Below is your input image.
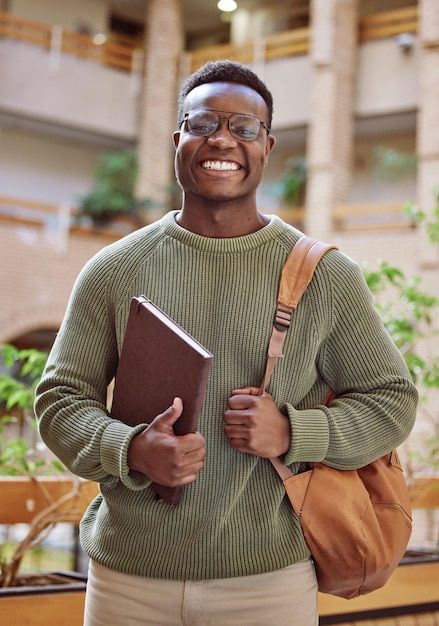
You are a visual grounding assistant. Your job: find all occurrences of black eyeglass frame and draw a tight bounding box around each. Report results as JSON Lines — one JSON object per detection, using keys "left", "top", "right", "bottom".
{"left": 181, "top": 109, "right": 271, "bottom": 142}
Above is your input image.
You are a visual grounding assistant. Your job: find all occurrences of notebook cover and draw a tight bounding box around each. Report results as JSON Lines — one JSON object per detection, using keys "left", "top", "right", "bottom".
{"left": 111, "top": 296, "right": 213, "bottom": 505}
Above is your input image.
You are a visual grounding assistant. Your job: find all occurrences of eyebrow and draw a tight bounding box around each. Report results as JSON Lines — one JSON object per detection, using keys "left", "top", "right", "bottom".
{"left": 188, "top": 108, "right": 262, "bottom": 118}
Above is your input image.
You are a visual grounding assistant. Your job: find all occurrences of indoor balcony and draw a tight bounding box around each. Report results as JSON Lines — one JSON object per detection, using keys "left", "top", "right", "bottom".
{"left": 0, "top": 11, "right": 141, "bottom": 144}
{"left": 0, "top": 7, "right": 421, "bottom": 141}
{"left": 183, "top": 5, "right": 420, "bottom": 130}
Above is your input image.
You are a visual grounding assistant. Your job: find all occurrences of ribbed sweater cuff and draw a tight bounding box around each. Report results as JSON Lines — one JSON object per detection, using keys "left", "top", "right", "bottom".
{"left": 100, "top": 421, "right": 152, "bottom": 491}
{"left": 283, "top": 406, "right": 329, "bottom": 465}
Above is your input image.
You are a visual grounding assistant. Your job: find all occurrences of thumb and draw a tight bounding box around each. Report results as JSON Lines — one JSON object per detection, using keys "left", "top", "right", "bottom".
{"left": 153, "top": 397, "right": 183, "bottom": 430}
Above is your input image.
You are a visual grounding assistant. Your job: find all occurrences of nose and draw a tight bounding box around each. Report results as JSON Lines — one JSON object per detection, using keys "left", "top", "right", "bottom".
{"left": 206, "top": 120, "right": 237, "bottom": 148}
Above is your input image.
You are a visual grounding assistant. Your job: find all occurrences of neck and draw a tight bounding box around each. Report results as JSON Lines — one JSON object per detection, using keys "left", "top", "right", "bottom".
{"left": 176, "top": 199, "right": 269, "bottom": 238}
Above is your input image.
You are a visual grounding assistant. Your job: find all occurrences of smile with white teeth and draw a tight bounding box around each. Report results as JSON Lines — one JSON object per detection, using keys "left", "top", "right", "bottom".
{"left": 200, "top": 160, "right": 240, "bottom": 171}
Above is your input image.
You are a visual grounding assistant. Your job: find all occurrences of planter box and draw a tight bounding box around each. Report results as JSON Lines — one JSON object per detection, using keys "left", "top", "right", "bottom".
{"left": 0, "top": 571, "right": 87, "bottom": 626}
{"left": 0, "top": 476, "right": 98, "bottom": 624}
{"left": 0, "top": 476, "right": 99, "bottom": 524}
{"left": 319, "top": 555, "right": 439, "bottom": 624}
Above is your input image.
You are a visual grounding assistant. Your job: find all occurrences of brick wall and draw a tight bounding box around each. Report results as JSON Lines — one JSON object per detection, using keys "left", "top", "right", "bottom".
{"left": 305, "top": 0, "right": 358, "bottom": 239}
{"left": 417, "top": 0, "right": 439, "bottom": 265}
{"left": 0, "top": 223, "right": 107, "bottom": 344}
{"left": 136, "top": 0, "right": 184, "bottom": 210}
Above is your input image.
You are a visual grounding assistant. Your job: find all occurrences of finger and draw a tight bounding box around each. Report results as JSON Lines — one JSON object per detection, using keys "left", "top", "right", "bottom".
{"left": 224, "top": 425, "right": 249, "bottom": 439}
{"left": 224, "top": 409, "right": 251, "bottom": 424}
{"left": 231, "top": 386, "right": 261, "bottom": 396}
{"left": 153, "top": 397, "right": 183, "bottom": 427}
{"left": 183, "top": 446, "right": 206, "bottom": 463}
{"left": 178, "top": 432, "right": 206, "bottom": 453}
{"left": 228, "top": 438, "right": 252, "bottom": 453}
{"left": 227, "top": 395, "right": 256, "bottom": 410}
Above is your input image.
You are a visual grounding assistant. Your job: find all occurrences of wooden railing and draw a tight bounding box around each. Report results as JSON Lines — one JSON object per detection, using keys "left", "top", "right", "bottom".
{"left": 0, "top": 195, "right": 418, "bottom": 238}
{"left": 0, "top": 11, "right": 140, "bottom": 72}
{"left": 186, "top": 27, "right": 310, "bottom": 74}
{"left": 272, "top": 203, "right": 415, "bottom": 233}
{"left": 0, "top": 195, "right": 142, "bottom": 242}
{"left": 0, "top": 6, "right": 418, "bottom": 76}
{"left": 186, "top": 6, "right": 418, "bottom": 72}
{"left": 333, "top": 202, "right": 416, "bottom": 232}
{"left": 359, "top": 6, "right": 418, "bottom": 42}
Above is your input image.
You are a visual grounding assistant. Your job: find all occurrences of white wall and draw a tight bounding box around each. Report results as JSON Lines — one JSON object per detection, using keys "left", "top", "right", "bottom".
{"left": 356, "top": 38, "right": 419, "bottom": 116}
{"left": 10, "top": 0, "right": 108, "bottom": 34}
{"left": 0, "top": 40, "right": 139, "bottom": 141}
{"left": 0, "top": 126, "right": 103, "bottom": 206}
{"left": 265, "top": 55, "right": 312, "bottom": 129}
{"left": 231, "top": 5, "right": 292, "bottom": 45}
{"left": 233, "top": 37, "right": 418, "bottom": 130}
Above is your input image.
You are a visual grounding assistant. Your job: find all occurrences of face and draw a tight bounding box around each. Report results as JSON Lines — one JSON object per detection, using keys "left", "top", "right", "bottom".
{"left": 173, "top": 82, "right": 275, "bottom": 206}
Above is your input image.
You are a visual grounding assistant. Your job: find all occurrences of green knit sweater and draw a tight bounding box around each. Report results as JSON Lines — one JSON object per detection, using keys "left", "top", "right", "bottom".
{"left": 35, "top": 211, "right": 417, "bottom": 580}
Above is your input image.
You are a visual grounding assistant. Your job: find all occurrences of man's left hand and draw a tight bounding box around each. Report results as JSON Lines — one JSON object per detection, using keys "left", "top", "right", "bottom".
{"left": 224, "top": 387, "right": 291, "bottom": 458}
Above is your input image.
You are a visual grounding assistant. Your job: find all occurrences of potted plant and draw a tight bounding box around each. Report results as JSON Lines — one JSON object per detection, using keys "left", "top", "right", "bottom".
{"left": 76, "top": 147, "right": 156, "bottom": 227}
{"left": 0, "top": 344, "right": 98, "bottom": 625}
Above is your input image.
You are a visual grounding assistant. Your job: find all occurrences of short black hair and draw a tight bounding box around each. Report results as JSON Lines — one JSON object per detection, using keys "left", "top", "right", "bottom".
{"left": 177, "top": 60, "right": 274, "bottom": 129}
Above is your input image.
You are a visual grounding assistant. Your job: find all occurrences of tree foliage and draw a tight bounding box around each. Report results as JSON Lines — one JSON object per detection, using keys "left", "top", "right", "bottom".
{"left": 0, "top": 345, "right": 64, "bottom": 476}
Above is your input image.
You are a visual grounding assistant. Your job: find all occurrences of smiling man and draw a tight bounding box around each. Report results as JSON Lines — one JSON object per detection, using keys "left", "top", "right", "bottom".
{"left": 35, "top": 61, "right": 417, "bottom": 626}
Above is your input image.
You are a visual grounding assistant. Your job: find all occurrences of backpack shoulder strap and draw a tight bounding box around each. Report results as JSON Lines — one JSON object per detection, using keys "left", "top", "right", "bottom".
{"left": 260, "top": 235, "right": 337, "bottom": 393}
{"left": 278, "top": 236, "right": 337, "bottom": 310}
{"left": 263, "top": 235, "right": 337, "bottom": 480}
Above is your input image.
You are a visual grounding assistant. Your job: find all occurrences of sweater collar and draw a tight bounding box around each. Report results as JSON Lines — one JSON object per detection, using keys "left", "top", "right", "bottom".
{"left": 161, "top": 210, "right": 286, "bottom": 253}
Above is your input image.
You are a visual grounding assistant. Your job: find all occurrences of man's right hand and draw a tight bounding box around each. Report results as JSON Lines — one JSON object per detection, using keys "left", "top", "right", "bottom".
{"left": 127, "top": 397, "right": 206, "bottom": 487}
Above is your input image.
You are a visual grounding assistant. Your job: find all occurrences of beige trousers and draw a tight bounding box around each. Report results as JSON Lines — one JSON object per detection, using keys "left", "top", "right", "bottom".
{"left": 84, "top": 558, "right": 318, "bottom": 626}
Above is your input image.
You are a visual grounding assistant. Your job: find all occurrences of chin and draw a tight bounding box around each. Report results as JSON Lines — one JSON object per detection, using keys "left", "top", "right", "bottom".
{"left": 197, "top": 189, "right": 250, "bottom": 204}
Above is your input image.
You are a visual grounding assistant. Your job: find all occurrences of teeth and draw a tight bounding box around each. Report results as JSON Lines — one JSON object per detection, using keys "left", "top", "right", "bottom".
{"left": 201, "top": 160, "right": 240, "bottom": 171}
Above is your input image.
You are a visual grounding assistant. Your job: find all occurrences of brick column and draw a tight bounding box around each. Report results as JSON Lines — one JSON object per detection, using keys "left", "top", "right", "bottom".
{"left": 417, "top": 0, "right": 439, "bottom": 266}
{"left": 136, "top": 0, "right": 184, "bottom": 214}
{"left": 305, "top": 0, "right": 358, "bottom": 239}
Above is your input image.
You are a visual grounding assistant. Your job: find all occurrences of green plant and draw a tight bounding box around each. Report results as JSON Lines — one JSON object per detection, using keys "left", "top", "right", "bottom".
{"left": 0, "top": 345, "right": 86, "bottom": 588}
{"left": 0, "top": 345, "right": 63, "bottom": 476}
{"left": 374, "top": 146, "right": 417, "bottom": 180}
{"left": 363, "top": 192, "right": 439, "bottom": 476}
{"left": 403, "top": 187, "right": 439, "bottom": 243}
{"left": 78, "top": 148, "right": 155, "bottom": 223}
{"left": 274, "top": 157, "right": 307, "bottom": 207}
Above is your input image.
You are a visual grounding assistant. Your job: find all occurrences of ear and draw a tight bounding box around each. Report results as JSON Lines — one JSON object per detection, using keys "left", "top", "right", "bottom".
{"left": 173, "top": 131, "right": 180, "bottom": 149}
{"left": 264, "top": 134, "right": 276, "bottom": 166}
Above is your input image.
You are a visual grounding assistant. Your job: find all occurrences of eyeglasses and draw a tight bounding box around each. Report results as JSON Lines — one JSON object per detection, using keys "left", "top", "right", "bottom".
{"left": 182, "top": 109, "right": 270, "bottom": 142}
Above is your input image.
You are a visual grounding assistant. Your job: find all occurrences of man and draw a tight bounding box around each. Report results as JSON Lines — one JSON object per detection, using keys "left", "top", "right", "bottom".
{"left": 35, "top": 60, "right": 417, "bottom": 626}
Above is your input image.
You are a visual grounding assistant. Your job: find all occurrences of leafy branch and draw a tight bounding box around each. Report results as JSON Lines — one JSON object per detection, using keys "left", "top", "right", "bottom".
{"left": 363, "top": 190, "right": 439, "bottom": 475}
{"left": 0, "top": 345, "right": 64, "bottom": 477}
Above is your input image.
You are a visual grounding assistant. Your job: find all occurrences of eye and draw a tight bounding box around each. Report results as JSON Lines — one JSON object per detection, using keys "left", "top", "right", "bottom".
{"left": 235, "top": 126, "right": 258, "bottom": 139}
{"left": 231, "top": 116, "right": 259, "bottom": 140}
{"left": 187, "top": 112, "right": 217, "bottom": 135}
{"left": 191, "top": 122, "right": 215, "bottom": 133}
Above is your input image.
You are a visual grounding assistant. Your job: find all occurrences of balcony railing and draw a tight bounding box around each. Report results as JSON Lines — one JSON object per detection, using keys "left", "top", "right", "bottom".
{"left": 1, "top": 6, "right": 419, "bottom": 77}
{"left": 333, "top": 202, "right": 416, "bottom": 232}
{"left": 185, "top": 6, "right": 418, "bottom": 72}
{"left": 0, "top": 195, "right": 417, "bottom": 239}
{"left": 0, "top": 11, "right": 141, "bottom": 73}
{"left": 359, "top": 6, "right": 418, "bottom": 42}
{"left": 185, "top": 27, "right": 310, "bottom": 74}
{"left": 0, "top": 195, "right": 142, "bottom": 243}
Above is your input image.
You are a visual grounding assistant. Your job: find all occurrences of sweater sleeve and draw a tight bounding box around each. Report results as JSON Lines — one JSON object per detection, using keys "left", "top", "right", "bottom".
{"left": 34, "top": 251, "right": 152, "bottom": 491}
{"left": 283, "top": 253, "right": 418, "bottom": 469}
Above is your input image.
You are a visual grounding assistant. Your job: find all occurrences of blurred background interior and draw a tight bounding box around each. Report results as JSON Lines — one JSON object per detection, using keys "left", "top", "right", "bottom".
{"left": 0, "top": 0, "right": 438, "bottom": 618}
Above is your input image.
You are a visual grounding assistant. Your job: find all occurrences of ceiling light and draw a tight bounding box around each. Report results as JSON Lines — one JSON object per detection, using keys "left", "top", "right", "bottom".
{"left": 92, "top": 33, "right": 107, "bottom": 45}
{"left": 217, "top": 0, "right": 238, "bottom": 12}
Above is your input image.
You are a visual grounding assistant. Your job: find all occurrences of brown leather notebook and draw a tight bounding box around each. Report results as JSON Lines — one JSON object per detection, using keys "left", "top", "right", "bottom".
{"left": 111, "top": 296, "right": 213, "bottom": 505}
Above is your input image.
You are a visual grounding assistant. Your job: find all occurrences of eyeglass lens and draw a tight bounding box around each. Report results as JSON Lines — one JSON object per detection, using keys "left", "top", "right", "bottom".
{"left": 186, "top": 110, "right": 262, "bottom": 141}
